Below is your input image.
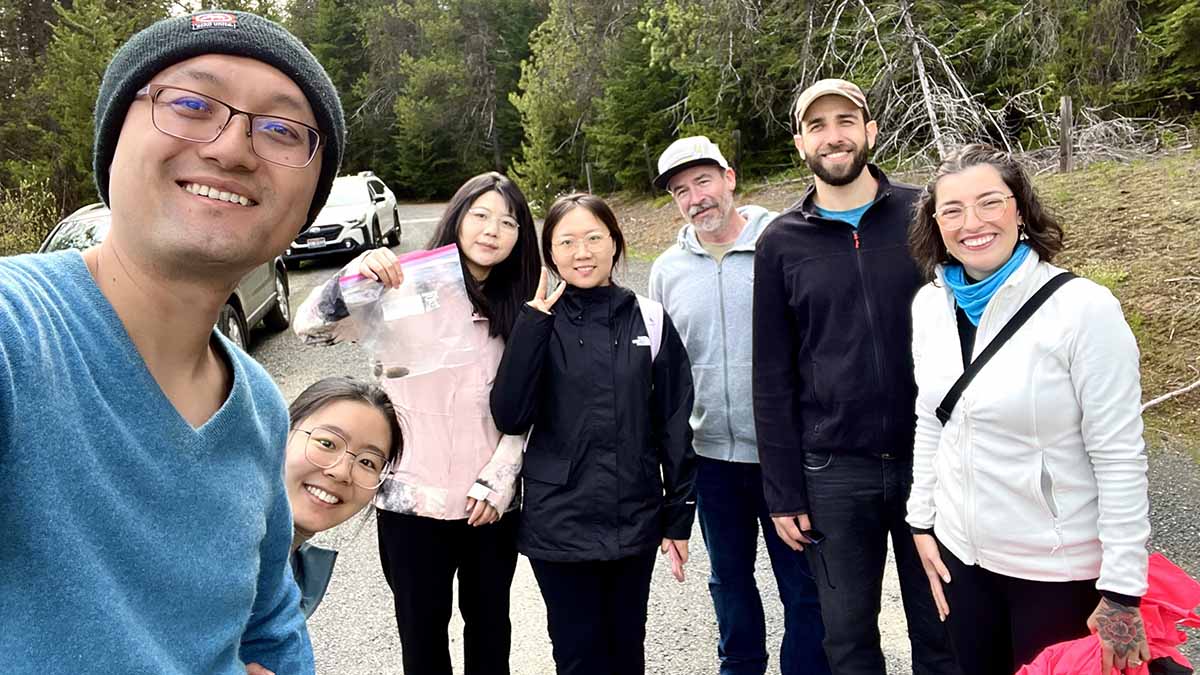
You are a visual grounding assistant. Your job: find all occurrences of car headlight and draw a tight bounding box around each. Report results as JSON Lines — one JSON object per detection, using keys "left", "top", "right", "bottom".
{"left": 343, "top": 214, "right": 368, "bottom": 227}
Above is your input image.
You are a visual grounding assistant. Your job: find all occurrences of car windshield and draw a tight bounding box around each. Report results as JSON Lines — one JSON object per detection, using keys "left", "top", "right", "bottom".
{"left": 325, "top": 181, "right": 369, "bottom": 207}
{"left": 45, "top": 216, "right": 110, "bottom": 252}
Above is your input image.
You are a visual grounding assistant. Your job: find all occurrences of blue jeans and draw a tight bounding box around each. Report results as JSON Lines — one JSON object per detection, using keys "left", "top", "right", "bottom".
{"left": 802, "top": 452, "right": 960, "bottom": 675}
{"left": 696, "top": 456, "right": 830, "bottom": 675}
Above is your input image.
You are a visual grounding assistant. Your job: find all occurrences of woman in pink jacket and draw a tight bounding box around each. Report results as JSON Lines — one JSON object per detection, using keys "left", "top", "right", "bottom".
{"left": 295, "top": 172, "right": 540, "bottom": 675}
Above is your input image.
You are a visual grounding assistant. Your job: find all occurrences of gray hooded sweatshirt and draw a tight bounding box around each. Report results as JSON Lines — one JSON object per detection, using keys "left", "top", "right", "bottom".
{"left": 648, "top": 205, "right": 776, "bottom": 463}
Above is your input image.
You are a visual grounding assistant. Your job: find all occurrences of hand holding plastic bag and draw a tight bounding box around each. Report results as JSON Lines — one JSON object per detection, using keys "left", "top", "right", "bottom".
{"left": 339, "top": 244, "right": 476, "bottom": 378}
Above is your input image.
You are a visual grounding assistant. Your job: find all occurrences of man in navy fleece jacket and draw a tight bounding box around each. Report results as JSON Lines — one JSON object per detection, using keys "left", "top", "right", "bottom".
{"left": 0, "top": 10, "right": 344, "bottom": 675}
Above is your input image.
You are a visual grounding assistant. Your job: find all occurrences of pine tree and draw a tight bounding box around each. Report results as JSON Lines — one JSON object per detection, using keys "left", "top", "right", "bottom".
{"left": 22, "top": 0, "right": 169, "bottom": 213}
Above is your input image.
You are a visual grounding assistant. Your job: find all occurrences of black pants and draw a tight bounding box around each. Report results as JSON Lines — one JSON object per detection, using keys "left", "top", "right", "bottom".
{"left": 377, "top": 509, "right": 520, "bottom": 675}
{"left": 802, "top": 452, "right": 960, "bottom": 675}
{"left": 938, "top": 540, "right": 1100, "bottom": 674}
{"left": 529, "top": 552, "right": 657, "bottom": 675}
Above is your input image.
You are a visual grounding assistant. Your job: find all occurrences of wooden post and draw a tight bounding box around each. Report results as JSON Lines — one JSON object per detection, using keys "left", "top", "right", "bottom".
{"left": 585, "top": 162, "right": 594, "bottom": 194}
{"left": 643, "top": 142, "right": 656, "bottom": 190}
{"left": 732, "top": 129, "right": 743, "bottom": 172}
{"left": 1059, "top": 95, "right": 1074, "bottom": 172}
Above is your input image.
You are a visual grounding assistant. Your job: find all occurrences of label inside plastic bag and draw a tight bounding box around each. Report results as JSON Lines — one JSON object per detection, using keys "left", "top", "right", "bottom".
{"left": 381, "top": 292, "right": 438, "bottom": 321}
{"left": 338, "top": 244, "right": 476, "bottom": 378}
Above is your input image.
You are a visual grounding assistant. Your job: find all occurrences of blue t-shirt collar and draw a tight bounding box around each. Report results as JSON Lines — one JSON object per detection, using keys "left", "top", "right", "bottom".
{"left": 814, "top": 202, "right": 871, "bottom": 229}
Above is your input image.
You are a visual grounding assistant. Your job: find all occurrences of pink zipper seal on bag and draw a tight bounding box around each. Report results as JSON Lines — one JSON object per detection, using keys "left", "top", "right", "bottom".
{"left": 338, "top": 243, "right": 459, "bottom": 285}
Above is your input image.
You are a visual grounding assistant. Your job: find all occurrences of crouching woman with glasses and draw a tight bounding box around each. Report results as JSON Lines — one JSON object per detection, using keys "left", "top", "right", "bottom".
{"left": 490, "top": 194, "right": 698, "bottom": 675}
{"left": 285, "top": 377, "right": 403, "bottom": 618}
{"left": 905, "top": 144, "right": 1151, "bottom": 675}
{"left": 245, "top": 377, "right": 402, "bottom": 675}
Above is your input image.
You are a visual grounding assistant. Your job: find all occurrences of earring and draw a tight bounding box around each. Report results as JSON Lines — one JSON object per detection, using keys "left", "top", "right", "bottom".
{"left": 1018, "top": 222, "right": 1029, "bottom": 241}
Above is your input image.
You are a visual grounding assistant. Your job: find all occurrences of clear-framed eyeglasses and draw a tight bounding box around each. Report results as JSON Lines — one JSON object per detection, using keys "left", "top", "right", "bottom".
{"left": 934, "top": 193, "right": 1015, "bottom": 231}
{"left": 467, "top": 207, "right": 520, "bottom": 233}
{"left": 135, "top": 84, "right": 323, "bottom": 168}
{"left": 295, "top": 427, "right": 391, "bottom": 490}
{"left": 552, "top": 232, "right": 611, "bottom": 254}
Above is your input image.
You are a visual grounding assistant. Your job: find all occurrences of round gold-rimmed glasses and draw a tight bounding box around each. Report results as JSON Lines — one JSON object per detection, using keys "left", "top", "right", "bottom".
{"left": 294, "top": 427, "right": 390, "bottom": 490}
{"left": 934, "top": 193, "right": 1015, "bottom": 231}
{"left": 552, "top": 232, "right": 611, "bottom": 255}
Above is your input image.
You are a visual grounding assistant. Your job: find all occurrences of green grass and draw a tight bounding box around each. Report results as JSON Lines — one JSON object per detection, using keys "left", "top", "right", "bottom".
{"left": 650, "top": 193, "right": 674, "bottom": 209}
{"left": 1074, "top": 262, "right": 1130, "bottom": 292}
{"left": 623, "top": 247, "right": 657, "bottom": 263}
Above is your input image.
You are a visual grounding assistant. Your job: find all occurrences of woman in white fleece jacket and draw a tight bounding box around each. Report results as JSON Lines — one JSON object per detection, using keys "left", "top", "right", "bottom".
{"left": 904, "top": 144, "right": 1151, "bottom": 675}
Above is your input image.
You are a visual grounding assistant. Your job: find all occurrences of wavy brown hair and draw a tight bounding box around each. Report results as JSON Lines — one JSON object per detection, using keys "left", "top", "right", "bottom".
{"left": 909, "top": 143, "right": 1064, "bottom": 281}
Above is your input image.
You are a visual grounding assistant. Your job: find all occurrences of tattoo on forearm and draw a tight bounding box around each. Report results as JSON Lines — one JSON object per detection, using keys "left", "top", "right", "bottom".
{"left": 1094, "top": 600, "right": 1146, "bottom": 658}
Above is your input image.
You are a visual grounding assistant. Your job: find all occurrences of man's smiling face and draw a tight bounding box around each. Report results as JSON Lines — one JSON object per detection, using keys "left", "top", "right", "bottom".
{"left": 794, "top": 94, "right": 877, "bottom": 187}
{"left": 106, "top": 53, "right": 321, "bottom": 281}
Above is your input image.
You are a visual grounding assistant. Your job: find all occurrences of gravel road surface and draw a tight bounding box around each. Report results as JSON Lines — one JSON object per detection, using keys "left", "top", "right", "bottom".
{"left": 248, "top": 202, "right": 1199, "bottom": 674}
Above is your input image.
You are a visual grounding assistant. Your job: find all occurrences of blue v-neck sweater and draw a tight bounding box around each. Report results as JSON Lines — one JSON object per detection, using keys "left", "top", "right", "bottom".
{"left": 0, "top": 251, "right": 313, "bottom": 674}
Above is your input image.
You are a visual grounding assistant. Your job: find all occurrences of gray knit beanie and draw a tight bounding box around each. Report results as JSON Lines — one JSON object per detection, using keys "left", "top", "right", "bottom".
{"left": 93, "top": 10, "right": 345, "bottom": 230}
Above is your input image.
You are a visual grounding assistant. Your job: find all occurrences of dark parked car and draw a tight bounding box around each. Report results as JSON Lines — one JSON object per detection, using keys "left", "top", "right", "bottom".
{"left": 39, "top": 203, "right": 291, "bottom": 352}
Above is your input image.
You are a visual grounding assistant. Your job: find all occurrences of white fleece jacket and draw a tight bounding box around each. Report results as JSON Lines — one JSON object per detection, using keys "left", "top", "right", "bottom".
{"left": 906, "top": 254, "right": 1150, "bottom": 597}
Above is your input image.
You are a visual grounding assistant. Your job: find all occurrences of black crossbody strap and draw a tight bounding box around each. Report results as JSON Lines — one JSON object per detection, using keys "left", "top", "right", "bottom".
{"left": 935, "top": 271, "right": 1076, "bottom": 425}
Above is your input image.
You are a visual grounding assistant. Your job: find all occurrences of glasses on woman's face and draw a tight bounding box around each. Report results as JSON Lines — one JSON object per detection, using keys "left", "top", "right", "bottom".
{"left": 136, "top": 84, "right": 322, "bottom": 168}
{"left": 295, "top": 427, "right": 390, "bottom": 490}
{"left": 552, "top": 232, "right": 611, "bottom": 255}
{"left": 934, "top": 193, "right": 1015, "bottom": 231}
{"left": 467, "top": 208, "right": 519, "bottom": 234}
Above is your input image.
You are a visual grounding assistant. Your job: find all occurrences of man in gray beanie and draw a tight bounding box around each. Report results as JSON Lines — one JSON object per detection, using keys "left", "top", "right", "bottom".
{"left": 0, "top": 10, "right": 344, "bottom": 675}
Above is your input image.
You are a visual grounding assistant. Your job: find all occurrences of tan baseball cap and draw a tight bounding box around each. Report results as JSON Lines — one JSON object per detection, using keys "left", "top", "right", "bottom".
{"left": 792, "top": 79, "right": 869, "bottom": 130}
{"left": 654, "top": 136, "right": 730, "bottom": 190}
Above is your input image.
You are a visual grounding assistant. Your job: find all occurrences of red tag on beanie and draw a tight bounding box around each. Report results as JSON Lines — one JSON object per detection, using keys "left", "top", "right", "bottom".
{"left": 191, "top": 12, "right": 237, "bottom": 30}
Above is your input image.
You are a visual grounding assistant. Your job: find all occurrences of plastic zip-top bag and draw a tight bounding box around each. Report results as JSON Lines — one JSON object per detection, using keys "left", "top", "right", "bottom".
{"left": 338, "top": 244, "right": 476, "bottom": 379}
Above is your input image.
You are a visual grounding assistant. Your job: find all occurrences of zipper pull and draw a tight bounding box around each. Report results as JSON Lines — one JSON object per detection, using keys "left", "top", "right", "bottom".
{"left": 853, "top": 231, "right": 861, "bottom": 249}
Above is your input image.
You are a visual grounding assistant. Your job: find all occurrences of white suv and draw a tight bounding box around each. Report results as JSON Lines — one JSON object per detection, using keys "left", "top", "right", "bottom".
{"left": 284, "top": 171, "right": 400, "bottom": 268}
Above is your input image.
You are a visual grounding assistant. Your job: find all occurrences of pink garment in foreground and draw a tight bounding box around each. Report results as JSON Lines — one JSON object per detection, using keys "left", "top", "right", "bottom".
{"left": 1016, "top": 553, "right": 1200, "bottom": 675}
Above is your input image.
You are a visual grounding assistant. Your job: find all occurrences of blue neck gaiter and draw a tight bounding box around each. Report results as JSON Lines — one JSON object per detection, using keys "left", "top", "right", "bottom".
{"left": 943, "top": 243, "right": 1032, "bottom": 326}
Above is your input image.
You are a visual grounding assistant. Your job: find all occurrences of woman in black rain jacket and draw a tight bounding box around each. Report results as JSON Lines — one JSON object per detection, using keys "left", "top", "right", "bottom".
{"left": 490, "top": 193, "right": 697, "bottom": 675}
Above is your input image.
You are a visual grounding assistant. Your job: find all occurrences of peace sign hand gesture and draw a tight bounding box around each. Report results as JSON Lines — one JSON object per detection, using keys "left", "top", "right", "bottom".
{"left": 527, "top": 267, "right": 566, "bottom": 315}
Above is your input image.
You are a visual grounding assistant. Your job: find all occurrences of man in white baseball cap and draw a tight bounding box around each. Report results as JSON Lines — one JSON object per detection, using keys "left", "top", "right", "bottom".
{"left": 651, "top": 136, "right": 831, "bottom": 675}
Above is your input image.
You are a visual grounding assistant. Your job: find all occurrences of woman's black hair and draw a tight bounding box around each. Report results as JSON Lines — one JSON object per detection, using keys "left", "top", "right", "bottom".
{"left": 540, "top": 193, "right": 627, "bottom": 282}
{"left": 426, "top": 172, "right": 540, "bottom": 341}
{"left": 288, "top": 377, "right": 403, "bottom": 464}
{"left": 910, "top": 143, "right": 1065, "bottom": 281}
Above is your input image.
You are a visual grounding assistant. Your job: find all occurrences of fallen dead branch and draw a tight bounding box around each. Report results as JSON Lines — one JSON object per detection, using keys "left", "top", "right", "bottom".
{"left": 1142, "top": 376, "right": 1200, "bottom": 413}
{"left": 1019, "top": 108, "right": 1193, "bottom": 174}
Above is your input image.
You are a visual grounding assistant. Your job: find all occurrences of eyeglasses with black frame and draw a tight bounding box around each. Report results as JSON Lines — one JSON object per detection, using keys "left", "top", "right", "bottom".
{"left": 934, "top": 192, "right": 1015, "bottom": 231}
{"left": 294, "top": 426, "right": 390, "bottom": 490}
{"left": 135, "top": 84, "right": 322, "bottom": 168}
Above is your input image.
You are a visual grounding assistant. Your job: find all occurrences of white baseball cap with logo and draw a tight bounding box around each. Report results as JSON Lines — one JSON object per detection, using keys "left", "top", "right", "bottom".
{"left": 654, "top": 136, "right": 730, "bottom": 190}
